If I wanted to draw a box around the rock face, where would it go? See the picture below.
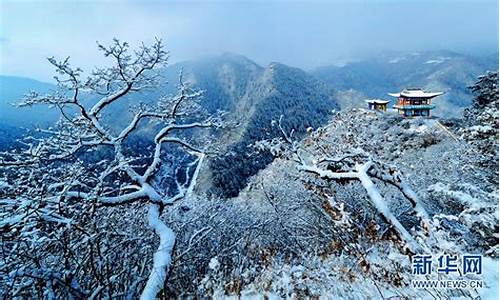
[312,50,498,117]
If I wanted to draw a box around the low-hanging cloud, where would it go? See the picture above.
[0,0,498,81]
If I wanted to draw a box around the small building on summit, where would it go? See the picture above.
[389,88,444,117]
[365,99,389,112]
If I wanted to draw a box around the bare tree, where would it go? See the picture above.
[260,115,431,253]
[0,39,223,298]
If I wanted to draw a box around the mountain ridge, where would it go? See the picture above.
[312,50,498,115]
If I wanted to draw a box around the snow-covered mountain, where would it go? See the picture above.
[163,53,264,114]
[164,54,340,197]
[0,54,341,195]
[1,46,498,298]
[2,50,496,128]
[313,50,498,117]
[168,73,498,297]
[1,51,497,195]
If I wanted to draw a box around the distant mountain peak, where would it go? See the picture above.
[181,52,262,71]
[312,50,498,117]
[219,52,257,62]
[0,74,53,86]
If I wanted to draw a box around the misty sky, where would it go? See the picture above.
[1,0,498,81]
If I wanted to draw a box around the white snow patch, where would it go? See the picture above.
[429,182,481,210]
[468,125,495,133]
[479,257,499,300]
[424,57,451,64]
[389,57,406,64]
[408,124,430,134]
[0,180,10,189]
[209,257,220,271]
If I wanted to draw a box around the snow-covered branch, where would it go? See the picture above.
[140,204,176,300]
[0,38,223,299]
[266,115,430,253]
[298,159,421,251]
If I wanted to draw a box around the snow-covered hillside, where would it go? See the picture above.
[0,44,497,298]
[163,73,498,298]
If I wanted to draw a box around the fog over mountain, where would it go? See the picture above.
[1,1,497,81]
[2,49,496,126]
[1,49,497,200]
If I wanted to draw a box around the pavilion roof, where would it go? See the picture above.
[365,99,389,104]
[388,88,444,98]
